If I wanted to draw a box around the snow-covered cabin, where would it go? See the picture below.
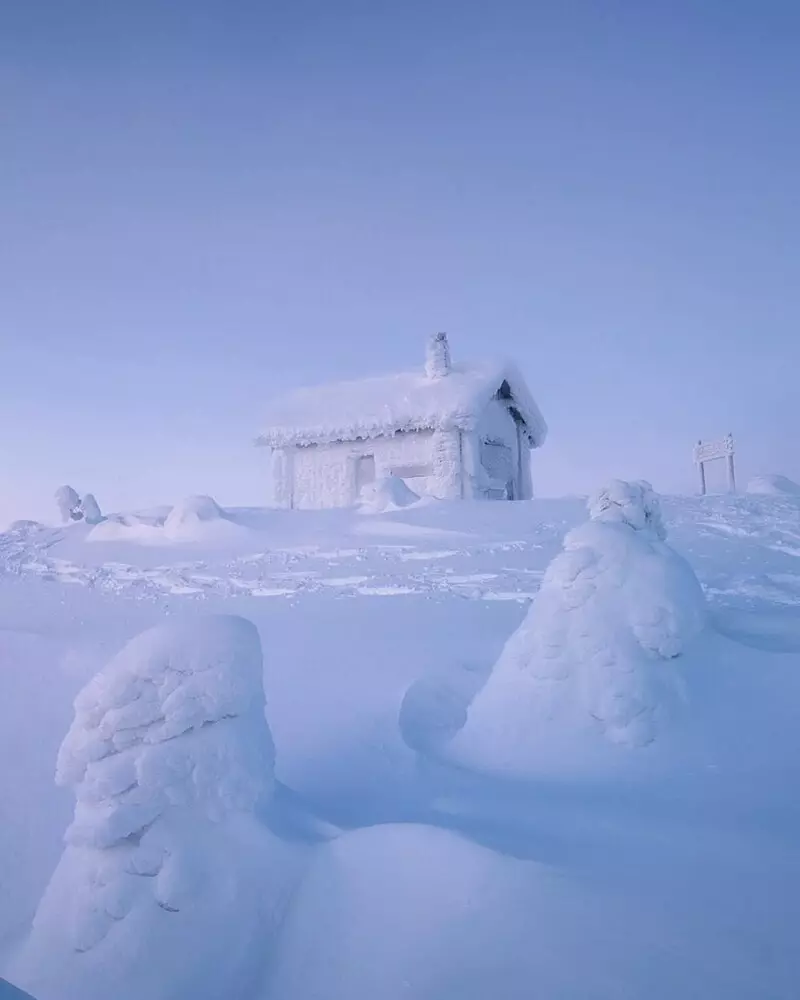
[256,334,547,509]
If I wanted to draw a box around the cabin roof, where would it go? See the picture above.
[256,359,547,449]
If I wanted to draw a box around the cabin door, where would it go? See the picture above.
[480,440,514,499]
[354,454,376,496]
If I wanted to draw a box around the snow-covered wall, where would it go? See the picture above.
[283,431,436,509]
[269,399,533,509]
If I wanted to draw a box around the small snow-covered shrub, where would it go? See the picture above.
[55,485,81,523]
[14,616,281,1000]
[79,493,103,525]
[358,476,420,514]
[447,480,707,776]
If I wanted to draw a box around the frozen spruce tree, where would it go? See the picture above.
[446,480,707,778]
[55,485,81,523]
[80,493,103,525]
[13,616,289,1000]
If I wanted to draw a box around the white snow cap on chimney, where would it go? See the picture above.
[425,332,451,379]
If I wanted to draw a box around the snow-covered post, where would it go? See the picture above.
[14,616,278,1000]
[725,434,736,493]
[55,485,81,523]
[425,332,451,379]
[697,443,707,496]
[269,447,294,509]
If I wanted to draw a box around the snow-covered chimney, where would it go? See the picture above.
[425,332,451,379]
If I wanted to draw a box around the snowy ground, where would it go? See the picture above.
[2,493,800,998]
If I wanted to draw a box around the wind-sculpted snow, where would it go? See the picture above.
[12,616,292,1000]
[2,495,800,999]
[446,481,707,775]
[58,614,274,849]
[746,474,800,496]
[358,476,420,514]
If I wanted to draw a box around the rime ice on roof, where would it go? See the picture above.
[256,353,547,449]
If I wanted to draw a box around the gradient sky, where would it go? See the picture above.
[2,1,798,526]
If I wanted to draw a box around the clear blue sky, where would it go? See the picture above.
[2,1,798,525]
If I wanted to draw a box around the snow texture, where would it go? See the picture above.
[447,480,706,775]
[14,616,279,1000]
[256,358,547,449]
[358,476,420,514]
[746,474,800,496]
[4,491,800,999]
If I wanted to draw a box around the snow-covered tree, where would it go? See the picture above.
[424,331,451,379]
[14,616,284,1000]
[80,493,103,525]
[446,480,707,776]
[54,485,81,524]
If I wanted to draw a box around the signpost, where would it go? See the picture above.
[693,434,736,495]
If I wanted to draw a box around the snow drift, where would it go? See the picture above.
[358,476,420,514]
[162,495,248,542]
[88,495,247,545]
[746,474,800,496]
[445,480,707,776]
[12,616,289,1000]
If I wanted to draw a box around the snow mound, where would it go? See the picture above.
[13,616,280,1000]
[87,517,166,543]
[163,494,246,541]
[88,496,247,545]
[746,474,800,496]
[447,481,706,777]
[358,476,421,514]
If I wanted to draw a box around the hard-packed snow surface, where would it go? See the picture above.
[746,473,800,495]
[2,488,800,998]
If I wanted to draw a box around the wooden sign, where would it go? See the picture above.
[694,434,736,495]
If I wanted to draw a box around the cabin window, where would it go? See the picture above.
[390,464,433,480]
